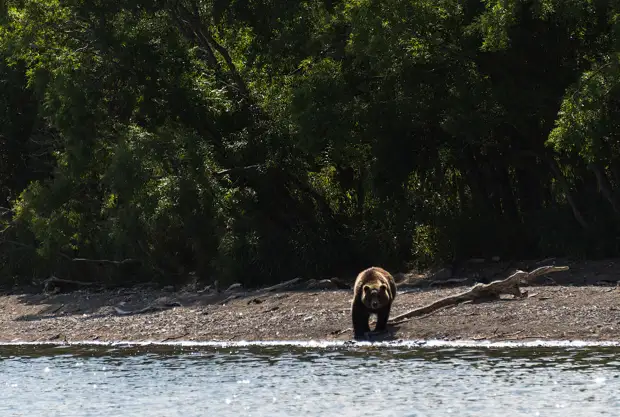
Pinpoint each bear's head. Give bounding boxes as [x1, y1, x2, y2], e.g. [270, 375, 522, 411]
[361, 283, 391, 310]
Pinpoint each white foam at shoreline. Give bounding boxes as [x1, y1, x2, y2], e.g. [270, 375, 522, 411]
[1, 339, 620, 349]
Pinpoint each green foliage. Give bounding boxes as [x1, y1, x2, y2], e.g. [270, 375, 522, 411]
[549, 55, 620, 163]
[3, 0, 620, 289]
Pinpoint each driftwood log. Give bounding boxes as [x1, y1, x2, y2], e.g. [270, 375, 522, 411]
[43, 276, 98, 294]
[113, 299, 182, 316]
[260, 277, 302, 293]
[388, 265, 569, 325]
[243, 277, 304, 304]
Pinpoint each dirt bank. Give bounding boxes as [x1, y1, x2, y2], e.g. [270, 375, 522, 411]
[1, 258, 620, 343]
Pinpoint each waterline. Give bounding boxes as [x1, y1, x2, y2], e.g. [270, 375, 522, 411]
[1, 338, 620, 349]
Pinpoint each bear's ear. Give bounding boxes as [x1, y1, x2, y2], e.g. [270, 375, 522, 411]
[363, 285, 371, 293]
[379, 284, 387, 292]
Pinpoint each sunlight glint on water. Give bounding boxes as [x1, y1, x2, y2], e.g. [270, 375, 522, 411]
[0, 343, 619, 416]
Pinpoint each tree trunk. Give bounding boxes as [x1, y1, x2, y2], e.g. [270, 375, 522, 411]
[588, 162, 620, 216]
[495, 164, 519, 219]
[547, 156, 589, 230]
[464, 152, 492, 213]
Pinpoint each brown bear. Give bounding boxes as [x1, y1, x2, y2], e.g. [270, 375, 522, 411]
[351, 266, 397, 340]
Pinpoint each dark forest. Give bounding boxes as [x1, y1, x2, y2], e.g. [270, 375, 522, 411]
[2, 0, 620, 288]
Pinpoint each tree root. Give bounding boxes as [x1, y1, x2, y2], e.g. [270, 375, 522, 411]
[388, 265, 569, 325]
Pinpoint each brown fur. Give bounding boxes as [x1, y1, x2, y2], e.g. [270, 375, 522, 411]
[351, 266, 397, 340]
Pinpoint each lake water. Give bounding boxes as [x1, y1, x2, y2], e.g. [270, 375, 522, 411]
[1, 340, 620, 416]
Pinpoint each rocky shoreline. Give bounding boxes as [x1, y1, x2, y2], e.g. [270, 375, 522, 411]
[1, 258, 620, 344]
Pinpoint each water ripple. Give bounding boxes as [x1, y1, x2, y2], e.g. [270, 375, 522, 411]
[0, 342, 620, 415]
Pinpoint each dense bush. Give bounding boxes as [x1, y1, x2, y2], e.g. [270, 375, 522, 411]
[2, 0, 620, 288]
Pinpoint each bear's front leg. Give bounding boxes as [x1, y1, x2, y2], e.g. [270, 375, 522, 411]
[374, 304, 392, 333]
[351, 303, 371, 340]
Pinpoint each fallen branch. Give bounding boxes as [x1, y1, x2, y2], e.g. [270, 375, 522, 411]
[221, 294, 242, 304]
[388, 265, 569, 324]
[71, 257, 139, 265]
[160, 332, 189, 342]
[43, 276, 97, 294]
[44, 276, 95, 286]
[261, 277, 302, 293]
[242, 277, 304, 304]
[45, 304, 65, 316]
[113, 300, 182, 316]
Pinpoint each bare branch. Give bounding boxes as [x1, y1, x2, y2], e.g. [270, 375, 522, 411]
[0, 239, 139, 267]
[214, 164, 262, 177]
[70, 257, 139, 265]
